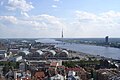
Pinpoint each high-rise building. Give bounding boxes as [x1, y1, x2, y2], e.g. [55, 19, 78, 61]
[105, 36, 109, 43]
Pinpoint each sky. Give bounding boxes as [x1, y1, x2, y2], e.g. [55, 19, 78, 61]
[0, 0, 120, 38]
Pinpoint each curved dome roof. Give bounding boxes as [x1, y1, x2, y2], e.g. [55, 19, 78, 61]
[61, 50, 69, 55]
[36, 50, 44, 55]
[49, 50, 56, 55]
[19, 50, 30, 55]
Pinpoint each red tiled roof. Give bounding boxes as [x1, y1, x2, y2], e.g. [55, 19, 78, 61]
[57, 66, 65, 68]
[16, 77, 31, 80]
[26, 70, 31, 74]
[34, 72, 45, 78]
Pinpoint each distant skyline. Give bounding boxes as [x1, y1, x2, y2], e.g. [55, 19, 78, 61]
[0, 0, 120, 38]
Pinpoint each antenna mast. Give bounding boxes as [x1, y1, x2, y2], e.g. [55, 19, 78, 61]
[62, 28, 63, 38]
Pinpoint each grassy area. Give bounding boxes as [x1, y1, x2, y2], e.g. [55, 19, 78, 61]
[0, 61, 20, 69]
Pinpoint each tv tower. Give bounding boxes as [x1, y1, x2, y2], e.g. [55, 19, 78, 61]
[61, 28, 64, 43]
[62, 28, 63, 38]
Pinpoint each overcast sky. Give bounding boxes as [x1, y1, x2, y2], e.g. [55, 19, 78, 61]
[0, 0, 120, 38]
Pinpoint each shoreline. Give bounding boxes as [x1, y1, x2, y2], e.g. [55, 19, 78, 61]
[54, 41, 120, 60]
[64, 41, 120, 49]
[57, 46, 110, 60]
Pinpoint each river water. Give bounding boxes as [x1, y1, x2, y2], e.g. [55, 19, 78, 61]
[55, 43, 120, 60]
[36, 39, 120, 59]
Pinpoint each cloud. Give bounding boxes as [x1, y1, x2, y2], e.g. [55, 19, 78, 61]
[6, 0, 34, 12]
[75, 10, 120, 26]
[0, 0, 34, 17]
[1, 10, 120, 38]
[21, 12, 29, 17]
[75, 11, 97, 22]
[54, 0, 60, 2]
[0, 14, 66, 38]
[52, 5, 57, 8]
[28, 14, 65, 29]
[0, 14, 64, 29]
[0, 1, 4, 6]
[70, 10, 120, 37]
[0, 16, 17, 24]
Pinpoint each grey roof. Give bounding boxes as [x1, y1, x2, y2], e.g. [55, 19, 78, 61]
[0, 50, 6, 54]
[49, 50, 56, 55]
[61, 50, 69, 55]
[19, 50, 30, 55]
[36, 50, 44, 55]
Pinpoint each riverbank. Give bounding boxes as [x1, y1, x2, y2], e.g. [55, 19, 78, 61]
[55, 42, 120, 60]
[57, 38, 120, 49]
[56, 46, 110, 61]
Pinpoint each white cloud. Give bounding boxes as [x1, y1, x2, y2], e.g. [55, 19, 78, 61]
[54, 0, 60, 2]
[1, 10, 120, 38]
[52, 5, 57, 8]
[29, 14, 65, 29]
[0, 14, 66, 38]
[75, 11, 97, 22]
[75, 10, 120, 23]
[0, 1, 4, 6]
[6, 0, 34, 12]
[0, 0, 34, 17]
[21, 12, 29, 17]
[0, 16, 17, 24]
[71, 10, 120, 37]
[100, 10, 120, 18]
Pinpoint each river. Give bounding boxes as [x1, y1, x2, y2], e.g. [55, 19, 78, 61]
[36, 38, 120, 60]
[55, 43, 120, 60]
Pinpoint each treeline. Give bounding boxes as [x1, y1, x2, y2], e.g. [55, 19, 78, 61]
[0, 61, 20, 69]
[61, 39, 120, 48]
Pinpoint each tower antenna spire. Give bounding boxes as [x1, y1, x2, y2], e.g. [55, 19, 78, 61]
[62, 28, 63, 38]
[61, 27, 64, 43]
